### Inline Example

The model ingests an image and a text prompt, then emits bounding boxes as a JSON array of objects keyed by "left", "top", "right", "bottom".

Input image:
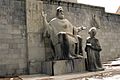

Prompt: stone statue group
[{"left": 42, "top": 6, "right": 104, "bottom": 72}]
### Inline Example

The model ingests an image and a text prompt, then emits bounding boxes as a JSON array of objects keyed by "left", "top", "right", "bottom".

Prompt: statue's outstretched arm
[
  {"left": 73, "top": 26, "right": 86, "bottom": 35},
  {"left": 77, "top": 26, "right": 86, "bottom": 32},
  {"left": 41, "top": 11, "right": 49, "bottom": 28}
]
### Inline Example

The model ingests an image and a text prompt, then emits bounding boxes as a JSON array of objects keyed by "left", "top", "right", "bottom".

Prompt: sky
[{"left": 77, "top": 0, "right": 120, "bottom": 13}]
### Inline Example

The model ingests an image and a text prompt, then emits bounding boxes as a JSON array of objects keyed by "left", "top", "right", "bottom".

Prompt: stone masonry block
[
  {"left": 29, "top": 60, "right": 42, "bottom": 74},
  {"left": 0, "top": 49, "right": 9, "bottom": 54},
  {"left": 28, "top": 47, "right": 45, "bottom": 61},
  {"left": 41, "top": 58, "right": 86, "bottom": 75},
  {"left": 0, "top": 43, "right": 9, "bottom": 49},
  {"left": 41, "top": 61, "right": 53, "bottom": 75}
]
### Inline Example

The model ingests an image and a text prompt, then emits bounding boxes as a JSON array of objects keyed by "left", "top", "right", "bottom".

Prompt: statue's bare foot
[
  {"left": 76, "top": 55, "right": 84, "bottom": 59},
  {"left": 68, "top": 54, "right": 76, "bottom": 59}
]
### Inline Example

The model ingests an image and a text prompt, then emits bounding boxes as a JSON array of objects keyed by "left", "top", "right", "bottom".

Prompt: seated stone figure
[{"left": 42, "top": 6, "right": 86, "bottom": 60}]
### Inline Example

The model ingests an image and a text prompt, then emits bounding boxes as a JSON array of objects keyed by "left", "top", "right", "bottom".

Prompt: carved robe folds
[{"left": 44, "top": 18, "right": 82, "bottom": 60}]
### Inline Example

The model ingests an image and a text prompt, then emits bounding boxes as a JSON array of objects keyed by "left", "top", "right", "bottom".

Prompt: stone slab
[
  {"left": 29, "top": 61, "right": 42, "bottom": 74},
  {"left": 41, "top": 58, "right": 86, "bottom": 75}
]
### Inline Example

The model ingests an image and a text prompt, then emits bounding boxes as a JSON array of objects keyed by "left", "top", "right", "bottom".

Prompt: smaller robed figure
[{"left": 85, "top": 27, "right": 104, "bottom": 71}]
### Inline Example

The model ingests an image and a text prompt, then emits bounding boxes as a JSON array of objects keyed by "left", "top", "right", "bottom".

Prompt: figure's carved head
[
  {"left": 56, "top": 6, "right": 64, "bottom": 19},
  {"left": 88, "top": 27, "right": 97, "bottom": 37}
]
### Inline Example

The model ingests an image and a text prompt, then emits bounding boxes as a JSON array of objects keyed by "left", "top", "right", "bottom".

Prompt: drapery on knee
[
  {"left": 57, "top": 33, "right": 69, "bottom": 59},
  {"left": 77, "top": 35, "right": 83, "bottom": 55}
]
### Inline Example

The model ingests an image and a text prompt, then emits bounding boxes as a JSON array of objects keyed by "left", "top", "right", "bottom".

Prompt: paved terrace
[{"left": 0, "top": 67, "right": 120, "bottom": 80}]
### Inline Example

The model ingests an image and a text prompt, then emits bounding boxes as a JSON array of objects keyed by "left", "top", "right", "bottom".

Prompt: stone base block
[
  {"left": 41, "top": 58, "right": 86, "bottom": 75},
  {"left": 29, "top": 61, "right": 42, "bottom": 74}
]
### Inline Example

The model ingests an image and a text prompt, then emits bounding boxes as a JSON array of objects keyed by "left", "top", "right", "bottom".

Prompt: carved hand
[
  {"left": 77, "top": 26, "right": 86, "bottom": 32},
  {"left": 87, "top": 43, "right": 92, "bottom": 46},
  {"left": 81, "top": 26, "right": 86, "bottom": 30},
  {"left": 41, "top": 11, "right": 47, "bottom": 19}
]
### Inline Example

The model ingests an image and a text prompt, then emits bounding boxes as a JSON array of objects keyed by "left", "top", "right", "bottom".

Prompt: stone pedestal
[{"left": 41, "top": 58, "right": 86, "bottom": 75}]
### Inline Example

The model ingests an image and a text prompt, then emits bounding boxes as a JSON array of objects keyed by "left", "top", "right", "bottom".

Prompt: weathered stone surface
[
  {"left": 41, "top": 58, "right": 86, "bottom": 75},
  {"left": 29, "top": 60, "right": 42, "bottom": 74},
  {"left": 26, "top": 0, "right": 45, "bottom": 74},
  {"left": 0, "top": 0, "right": 27, "bottom": 76}
]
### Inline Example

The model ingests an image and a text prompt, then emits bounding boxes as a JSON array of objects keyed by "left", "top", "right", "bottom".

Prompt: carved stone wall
[
  {"left": 26, "top": 0, "right": 45, "bottom": 74},
  {"left": 0, "top": 0, "right": 27, "bottom": 76}
]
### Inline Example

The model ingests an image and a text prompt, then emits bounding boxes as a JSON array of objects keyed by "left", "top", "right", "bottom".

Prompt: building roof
[{"left": 116, "top": 6, "right": 120, "bottom": 14}]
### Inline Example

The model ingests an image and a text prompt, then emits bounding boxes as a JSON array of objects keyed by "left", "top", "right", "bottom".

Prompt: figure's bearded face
[{"left": 57, "top": 10, "right": 64, "bottom": 19}]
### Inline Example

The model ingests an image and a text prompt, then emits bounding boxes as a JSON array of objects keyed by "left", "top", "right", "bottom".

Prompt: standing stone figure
[
  {"left": 42, "top": 6, "right": 86, "bottom": 60},
  {"left": 85, "top": 27, "right": 104, "bottom": 71}
]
